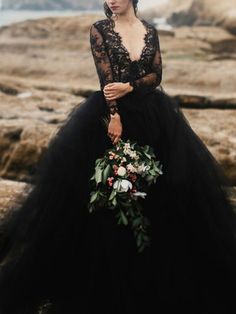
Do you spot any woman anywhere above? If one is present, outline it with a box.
[0,0,235,313]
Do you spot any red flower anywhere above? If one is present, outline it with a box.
[107,177,114,186]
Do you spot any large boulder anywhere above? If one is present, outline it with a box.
[143,0,236,35]
[169,0,236,35]
[141,0,193,20]
[0,88,84,182]
[0,178,30,218]
[0,119,55,182]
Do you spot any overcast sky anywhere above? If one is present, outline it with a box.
[139,0,168,10]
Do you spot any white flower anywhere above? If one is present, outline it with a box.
[124,148,132,155]
[137,163,145,174]
[133,191,147,199]
[113,179,132,192]
[127,163,137,173]
[123,143,131,155]
[117,166,126,176]
[123,148,137,159]
[124,143,131,149]
[130,152,136,159]
[137,163,150,174]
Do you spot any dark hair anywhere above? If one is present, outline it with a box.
[103,1,139,18]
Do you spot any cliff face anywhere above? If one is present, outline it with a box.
[2,0,103,10]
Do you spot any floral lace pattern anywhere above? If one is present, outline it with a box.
[89,18,162,115]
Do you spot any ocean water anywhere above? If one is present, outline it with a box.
[0,10,103,27]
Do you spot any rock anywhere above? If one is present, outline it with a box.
[0,15,100,44]
[141,0,193,20]
[183,108,236,185]
[171,92,236,109]
[224,9,236,35]
[162,0,236,35]
[175,26,236,54]
[0,119,56,182]
[0,82,19,95]
[157,29,175,37]
[159,26,236,102]
[0,178,30,218]
[227,186,236,209]
[0,88,85,182]
[71,87,97,98]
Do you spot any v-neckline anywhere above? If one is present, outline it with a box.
[109,18,149,63]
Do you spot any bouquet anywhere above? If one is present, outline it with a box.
[88,137,163,253]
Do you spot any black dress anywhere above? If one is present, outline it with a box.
[0,17,235,314]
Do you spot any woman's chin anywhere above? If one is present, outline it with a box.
[111,9,121,14]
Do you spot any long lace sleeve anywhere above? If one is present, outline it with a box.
[129,28,162,90]
[89,23,119,115]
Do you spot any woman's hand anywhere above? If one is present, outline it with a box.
[104,82,133,101]
[107,113,123,145]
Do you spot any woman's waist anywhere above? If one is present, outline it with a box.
[117,86,156,110]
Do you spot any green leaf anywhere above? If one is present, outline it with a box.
[136,233,142,248]
[120,210,128,226]
[111,197,117,207]
[102,164,111,184]
[132,217,142,228]
[145,175,154,182]
[95,168,103,185]
[88,204,95,213]
[142,234,150,242]
[90,191,98,203]
[89,174,95,181]
[108,189,116,200]
[95,158,101,166]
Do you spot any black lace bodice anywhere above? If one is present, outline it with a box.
[89,18,162,115]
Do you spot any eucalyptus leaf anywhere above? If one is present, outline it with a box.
[143,151,152,159]
[102,164,111,184]
[90,191,98,203]
[142,234,150,242]
[95,168,103,185]
[111,197,117,207]
[88,204,95,213]
[109,189,116,201]
[120,210,128,226]
[137,233,142,248]
[95,158,101,166]
[132,217,142,228]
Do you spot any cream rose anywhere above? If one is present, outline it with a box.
[117,166,126,176]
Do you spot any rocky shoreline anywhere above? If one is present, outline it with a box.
[0,13,235,217]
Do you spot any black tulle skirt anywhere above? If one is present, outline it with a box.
[0,88,235,314]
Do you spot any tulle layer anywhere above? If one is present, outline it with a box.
[0,88,235,313]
